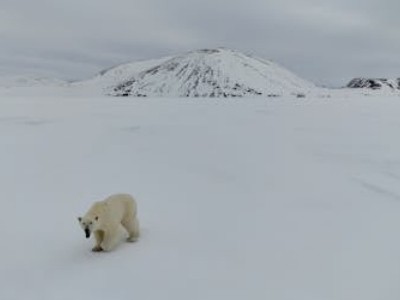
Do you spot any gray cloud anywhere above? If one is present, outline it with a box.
[0,0,399,86]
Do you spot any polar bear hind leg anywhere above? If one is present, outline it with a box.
[122,217,140,242]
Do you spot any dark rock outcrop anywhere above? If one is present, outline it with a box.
[347,78,400,90]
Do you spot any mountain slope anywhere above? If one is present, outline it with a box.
[96,48,314,97]
[75,57,172,92]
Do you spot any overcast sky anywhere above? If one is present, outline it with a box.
[1,0,399,86]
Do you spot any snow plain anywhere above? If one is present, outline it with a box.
[1,90,400,300]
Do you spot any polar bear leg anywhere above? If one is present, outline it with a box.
[92,231,104,252]
[101,229,120,252]
[122,217,140,242]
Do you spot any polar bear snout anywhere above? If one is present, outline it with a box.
[78,217,95,239]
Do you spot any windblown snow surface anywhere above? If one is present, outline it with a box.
[0,75,67,88]
[1,90,400,300]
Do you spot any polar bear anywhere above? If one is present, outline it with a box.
[78,194,139,252]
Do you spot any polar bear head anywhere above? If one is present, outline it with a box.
[77,216,100,238]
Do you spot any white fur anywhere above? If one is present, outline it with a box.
[78,194,140,252]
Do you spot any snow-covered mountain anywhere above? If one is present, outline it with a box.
[347,77,400,91]
[92,48,314,97]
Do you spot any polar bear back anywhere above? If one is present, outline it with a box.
[85,194,137,226]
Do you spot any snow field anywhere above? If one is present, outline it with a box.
[1,95,400,299]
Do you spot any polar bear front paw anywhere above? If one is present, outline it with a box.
[127,236,138,243]
[92,245,103,252]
